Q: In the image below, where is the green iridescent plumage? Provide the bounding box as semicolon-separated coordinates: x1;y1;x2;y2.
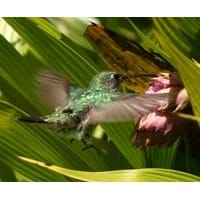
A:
45;90;118;125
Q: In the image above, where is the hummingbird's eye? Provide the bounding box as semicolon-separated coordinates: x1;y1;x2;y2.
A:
112;73;120;80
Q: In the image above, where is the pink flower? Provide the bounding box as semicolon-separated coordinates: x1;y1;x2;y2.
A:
132;72;193;147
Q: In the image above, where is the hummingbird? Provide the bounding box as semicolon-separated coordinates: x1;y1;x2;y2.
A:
19;70;169;148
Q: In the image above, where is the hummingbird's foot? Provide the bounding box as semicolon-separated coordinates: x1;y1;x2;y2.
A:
77;117;89;134
82;144;101;155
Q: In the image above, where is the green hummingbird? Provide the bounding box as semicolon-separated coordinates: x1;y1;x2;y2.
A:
19;70;168;148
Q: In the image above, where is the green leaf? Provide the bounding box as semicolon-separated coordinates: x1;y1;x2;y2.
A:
0;160;17;182
0;34;42;114
103;123;147;168
19;156;200;182
4;18;99;86
145;140;179;168
49;17;99;50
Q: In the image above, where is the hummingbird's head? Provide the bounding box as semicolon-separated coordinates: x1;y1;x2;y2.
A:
89;71;131;92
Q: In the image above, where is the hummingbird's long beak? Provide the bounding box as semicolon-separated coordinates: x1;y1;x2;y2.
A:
118;73;158;81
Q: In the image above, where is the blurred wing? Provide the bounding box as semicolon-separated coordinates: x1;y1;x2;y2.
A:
87;93;169;124
37;70;80;111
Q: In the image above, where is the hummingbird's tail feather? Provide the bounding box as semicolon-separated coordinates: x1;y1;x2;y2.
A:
18;116;47;123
